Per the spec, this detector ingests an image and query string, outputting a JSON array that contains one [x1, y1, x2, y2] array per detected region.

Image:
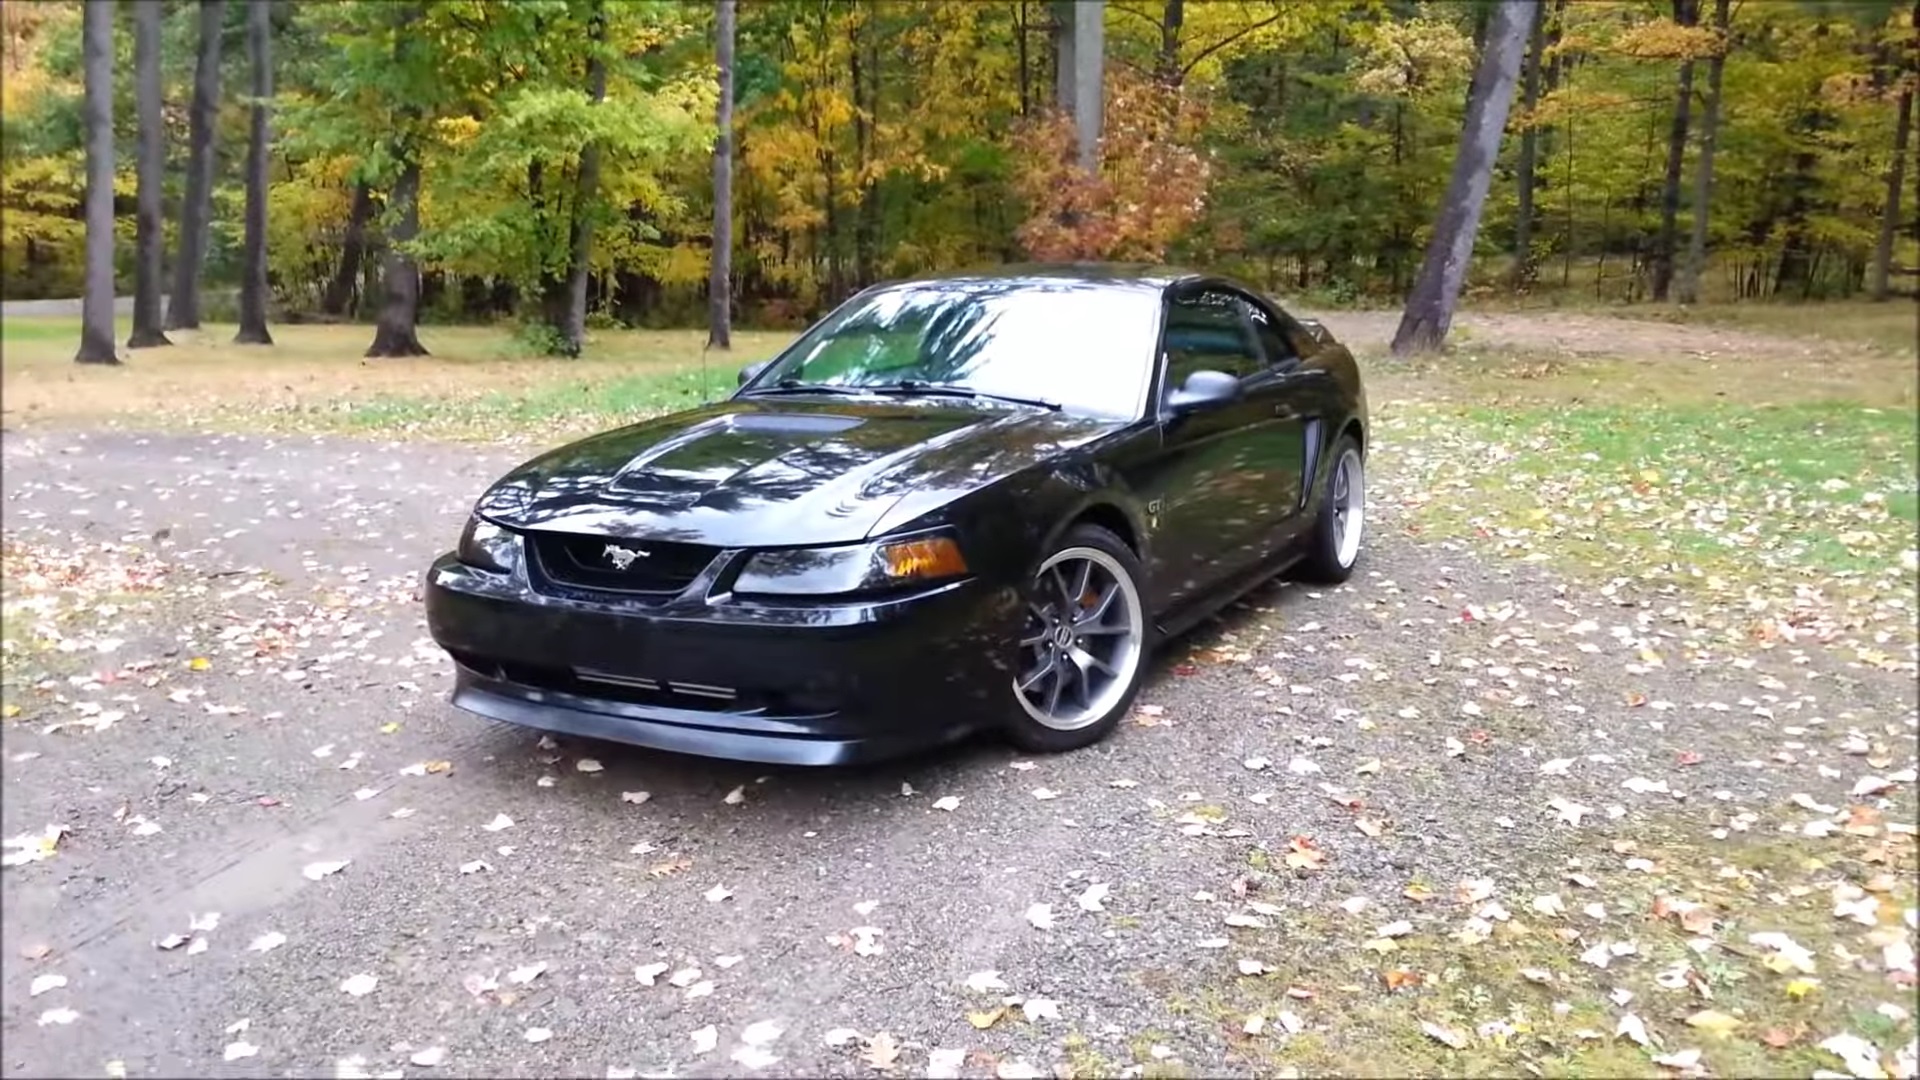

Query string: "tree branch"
[[1180, 13, 1283, 77]]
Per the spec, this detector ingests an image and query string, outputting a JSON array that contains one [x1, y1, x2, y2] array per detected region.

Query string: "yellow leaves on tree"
[[1611, 20, 1725, 62], [1010, 68, 1211, 263], [1349, 17, 1474, 98]]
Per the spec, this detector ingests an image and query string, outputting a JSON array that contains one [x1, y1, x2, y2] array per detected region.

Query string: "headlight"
[[732, 533, 969, 596], [456, 514, 521, 573]]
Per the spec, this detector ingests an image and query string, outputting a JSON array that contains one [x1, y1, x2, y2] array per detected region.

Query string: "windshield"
[[745, 281, 1162, 419]]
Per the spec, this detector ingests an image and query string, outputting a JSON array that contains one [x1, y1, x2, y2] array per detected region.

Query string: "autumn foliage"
[[1010, 68, 1212, 263]]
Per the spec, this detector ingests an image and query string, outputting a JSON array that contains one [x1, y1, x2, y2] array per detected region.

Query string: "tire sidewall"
[[1301, 435, 1364, 584], [1002, 523, 1153, 753]]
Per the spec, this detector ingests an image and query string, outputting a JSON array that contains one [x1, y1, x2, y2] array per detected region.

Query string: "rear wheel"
[[1003, 524, 1151, 754], [1296, 434, 1365, 584]]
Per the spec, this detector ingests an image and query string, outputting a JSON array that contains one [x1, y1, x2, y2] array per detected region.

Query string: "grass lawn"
[[0, 317, 792, 443]]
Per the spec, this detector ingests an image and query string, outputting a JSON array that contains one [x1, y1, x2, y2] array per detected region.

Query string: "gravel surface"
[[2, 429, 1913, 1079]]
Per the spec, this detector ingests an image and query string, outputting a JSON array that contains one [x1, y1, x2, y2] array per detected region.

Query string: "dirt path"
[[2, 429, 1913, 1079]]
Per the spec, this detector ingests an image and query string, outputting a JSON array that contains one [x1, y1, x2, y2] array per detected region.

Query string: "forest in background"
[[2, 0, 1915, 343]]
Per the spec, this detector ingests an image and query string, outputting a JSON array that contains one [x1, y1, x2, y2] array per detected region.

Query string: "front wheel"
[[1002, 524, 1152, 754], [1296, 434, 1365, 584]]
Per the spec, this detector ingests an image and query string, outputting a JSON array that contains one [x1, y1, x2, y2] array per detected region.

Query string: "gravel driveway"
[[2, 429, 1913, 1079]]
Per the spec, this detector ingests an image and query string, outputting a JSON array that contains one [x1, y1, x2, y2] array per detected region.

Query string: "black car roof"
[[892, 262, 1207, 291]]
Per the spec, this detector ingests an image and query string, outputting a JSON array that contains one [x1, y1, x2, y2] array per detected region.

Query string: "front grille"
[[527, 532, 720, 597], [449, 650, 760, 715]]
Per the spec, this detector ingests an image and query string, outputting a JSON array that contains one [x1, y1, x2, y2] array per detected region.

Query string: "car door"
[[1237, 293, 1317, 552], [1135, 287, 1284, 611]]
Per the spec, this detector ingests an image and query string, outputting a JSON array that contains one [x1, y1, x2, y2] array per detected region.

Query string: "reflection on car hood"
[[473, 397, 1125, 547]]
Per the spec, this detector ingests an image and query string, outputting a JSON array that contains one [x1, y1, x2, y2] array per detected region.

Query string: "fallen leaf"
[[723, 785, 746, 805], [1817, 1032, 1886, 1078], [689, 1026, 718, 1055], [508, 962, 548, 985], [1616, 1014, 1653, 1048], [223, 1041, 258, 1061], [1025, 903, 1055, 930], [967, 1007, 1007, 1030], [705, 884, 733, 903], [741, 1019, 784, 1046], [302, 859, 349, 881], [1684, 1010, 1742, 1037], [932, 796, 962, 812], [1022, 997, 1062, 1021], [576, 758, 603, 773], [340, 973, 378, 997], [29, 974, 67, 996], [1077, 882, 1111, 912], [862, 1032, 900, 1070], [634, 962, 670, 985], [409, 1047, 446, 1068], [482, 813, 513, 832], [927, 1047, 966, 1079], [1422, 1020, 1468, 1049], [621, 791, 651, 805], [524, 1027, 553, 1044], [964, 970, 1009, 993], [37, 1007, 78, 1026], [1283, 836, 1325, 871]]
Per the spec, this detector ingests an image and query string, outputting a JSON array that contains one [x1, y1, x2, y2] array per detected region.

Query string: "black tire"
[[1296, 433, 1366, 584], [1002, 523, 1154, 754]]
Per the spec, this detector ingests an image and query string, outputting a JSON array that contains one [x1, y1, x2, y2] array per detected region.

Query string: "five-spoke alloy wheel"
[[1004, 524, 1149, 753], [1298, 432, 1366, 584]]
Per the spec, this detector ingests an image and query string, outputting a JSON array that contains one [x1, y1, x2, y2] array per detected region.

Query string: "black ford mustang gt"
[[425, 265, 1368, 766]]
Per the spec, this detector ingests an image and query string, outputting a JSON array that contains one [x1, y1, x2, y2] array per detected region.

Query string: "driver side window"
[[1163, 289, 1263, 393]]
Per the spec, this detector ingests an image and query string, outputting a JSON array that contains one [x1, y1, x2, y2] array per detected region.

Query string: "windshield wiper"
[[874, 380, 1062, 412], [741, 379, 872, 397]]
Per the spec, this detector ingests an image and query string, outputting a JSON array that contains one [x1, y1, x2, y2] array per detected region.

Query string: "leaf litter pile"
[[0, 397, 1915, 1078]]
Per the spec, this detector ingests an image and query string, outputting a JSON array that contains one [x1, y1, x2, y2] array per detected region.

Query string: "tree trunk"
[[1389, 0, 1529, 357], [365, 160, 428, 357], [1676, 0, 1728, 305], [232, 0, 273, 345], [1872, 66, 1914, 300], [321, 181, 373, 317], [709, 0, 735, 348], [127, 0, 170, 349], [1773, 107, 1822, 299], [1017, 1, 1030, 117], [366, 6, 427, 358], [545, 0, 606, 358], [1509, 0, 1546, 290], [166, 0, 224, 332], [1650, 0, 1698, 302], [75, 0, 118, 365], [1052, 0, 1074, 113], [853, 9, 880, 289], [1157, 0, 1184, 87], [1071, 0, 1104, 171]]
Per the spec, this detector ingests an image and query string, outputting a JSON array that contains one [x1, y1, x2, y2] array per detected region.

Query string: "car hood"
[[474, 397, 1126, 548]]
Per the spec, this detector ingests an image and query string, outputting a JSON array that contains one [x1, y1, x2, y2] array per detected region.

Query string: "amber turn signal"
[[878, 536, 968, 580]]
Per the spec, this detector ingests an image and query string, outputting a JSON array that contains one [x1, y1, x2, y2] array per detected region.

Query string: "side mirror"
[[738, 360, 771, 387], [1166, 369, 1241, 413]]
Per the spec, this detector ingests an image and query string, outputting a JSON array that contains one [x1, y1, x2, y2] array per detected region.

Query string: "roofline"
[[883, 262, 1209, 291]]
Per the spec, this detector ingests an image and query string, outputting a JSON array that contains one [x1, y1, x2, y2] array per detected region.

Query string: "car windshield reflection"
[[744, 281, 1161, 419]]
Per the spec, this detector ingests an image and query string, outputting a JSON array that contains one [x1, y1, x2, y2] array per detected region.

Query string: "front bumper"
[[423, 552, 1021, 766]]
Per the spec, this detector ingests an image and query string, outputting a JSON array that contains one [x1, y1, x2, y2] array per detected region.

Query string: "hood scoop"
[[606, 412, 866, 501]]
